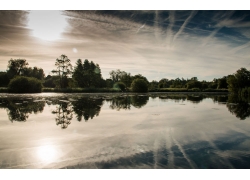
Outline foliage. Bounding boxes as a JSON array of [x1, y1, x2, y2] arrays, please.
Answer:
[[22, 66, 45, 80], [217, 76, 228, 89], [113, 82, 126, 91], [131, 78, 148, 92], [73, 59, 103, 88], [7, 58, 29, 78], [43, 75, 60, 88], [186, 80, 202, 89], [109, 69, 132, 87], [8, 76, 42, 93], [227, 68, 250, 94], [132, 74, 149, 84], [52, 54, 73, 88], [0, 71, 9, 87]]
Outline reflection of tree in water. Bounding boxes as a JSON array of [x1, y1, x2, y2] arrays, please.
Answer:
[[52, 101, 73, 129], [108, 96, 132, 110], [131, 95, 149, 108], [108, 95, 149, 110], [71, 97, 104, 122], [212, 95, 228, 103], [158, 94, 204, 103], [0, 98, 45, 122], [226, 95, 250, 120], [159, 95, 186, 102], [186, 95, 203, 104]]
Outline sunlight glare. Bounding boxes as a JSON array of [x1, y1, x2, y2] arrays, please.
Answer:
[[28, 10, 67, 41], [37, 145, 57, 163]]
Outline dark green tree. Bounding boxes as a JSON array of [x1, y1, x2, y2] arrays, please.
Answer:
[[227, 68, 250, 94], [113, 82, 126, 91], [72, 59, 103, 88], [131, 78, 148, 92]]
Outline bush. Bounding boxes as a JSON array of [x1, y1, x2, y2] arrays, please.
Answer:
[[113, 82, 126, 91], [131, 78, 148, 92], [8, 76, 42, 93]]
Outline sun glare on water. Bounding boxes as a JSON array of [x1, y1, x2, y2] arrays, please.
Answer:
[[28, 10, 67, 41], [37, 145, 57, 163]]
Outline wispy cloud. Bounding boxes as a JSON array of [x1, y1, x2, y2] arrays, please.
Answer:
[[172, 10, 198, 43], [165, 11, 175, 49], [202, 11, 235, 47]]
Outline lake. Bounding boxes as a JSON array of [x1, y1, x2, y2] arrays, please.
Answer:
[[0, 93, 250, 169]]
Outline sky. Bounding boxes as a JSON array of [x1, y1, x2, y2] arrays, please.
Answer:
[[0, 9, 250, 81]]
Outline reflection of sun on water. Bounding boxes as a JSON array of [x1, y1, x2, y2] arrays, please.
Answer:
[[28, 10, 67, 41], [37, 145, 57, 163]]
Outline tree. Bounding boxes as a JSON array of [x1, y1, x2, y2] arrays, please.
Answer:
[[72, 59, 103, 88], [8, 76, 42, 93], [131, 78, 148, 92], [23, 67, 45, 80], [149, 80, 159, 90], [227, 68, 250, 94], [186, 80, 202, 89], [158, 78, 169, 88], [217, 76, 228, 89], [0, 72, 9, 87], [114, 82, 126, 91], [7, 58, 29, 78], [52, 54, 72, 88], [132, 74, 149, 84]]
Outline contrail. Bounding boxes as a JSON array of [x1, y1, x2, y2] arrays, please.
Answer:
[[154, 10, 160, 41], [202, 11, 235, 47], [166, 128, 175, 168], [172, 10, 198, 43], [166, 11, 175, 48], [170, 129, 197, 169], [231, 41, 250, 53], [200, 131, 235, 168], [136, 23, 145, 33]]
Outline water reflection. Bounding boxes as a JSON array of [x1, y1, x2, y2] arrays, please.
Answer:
[[107, 95, 149, 110], [226, 95, 250, 120], [37, 145, 57, 163], [0, 97, 45, 122], [52, 100, 73, 129], [1, 93, 250, 169], [71, 97, 103, 122], [0, 94, 250, 124]]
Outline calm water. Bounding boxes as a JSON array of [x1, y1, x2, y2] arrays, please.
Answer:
[[0, 93, 250, 169]]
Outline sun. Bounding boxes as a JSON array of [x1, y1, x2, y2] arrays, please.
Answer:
[[28, 10, 67, 41]]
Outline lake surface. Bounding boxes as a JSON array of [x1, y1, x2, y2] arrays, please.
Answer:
[[0, 93, 250, 169]]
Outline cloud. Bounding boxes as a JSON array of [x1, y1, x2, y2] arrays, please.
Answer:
[[165, 11, 175, 48], [172, 10, 198, 43]]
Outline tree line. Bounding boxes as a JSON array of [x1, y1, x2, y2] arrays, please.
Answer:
[[0, 54, 249, 94]]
